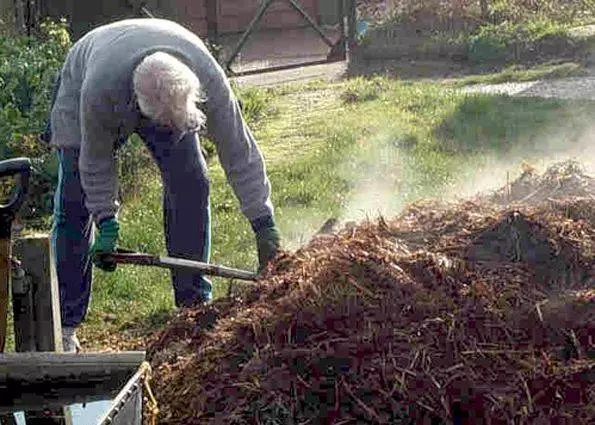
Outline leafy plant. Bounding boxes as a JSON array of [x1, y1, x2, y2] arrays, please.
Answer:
[[468, 19, 572, 64], [0, 18, 71, 223], [340, 77, 387, 104], [233, 84, 278, 127], [359, 1, 593, 67], [377, 0, 594, 30]]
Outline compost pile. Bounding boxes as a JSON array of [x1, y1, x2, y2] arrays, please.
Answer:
[[487, 160, 595, 206], [147, 161, 595, 424]]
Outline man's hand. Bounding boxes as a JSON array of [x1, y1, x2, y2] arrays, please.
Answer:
[[255, 224, 280, 272], [90, 217, 120, 272]]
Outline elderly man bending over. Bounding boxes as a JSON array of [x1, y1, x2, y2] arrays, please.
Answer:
[[44, 18, 281, 352]]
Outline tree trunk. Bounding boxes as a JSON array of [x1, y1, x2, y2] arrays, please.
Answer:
[[0, 0, 15, 31], [479, 0, 489, 21]]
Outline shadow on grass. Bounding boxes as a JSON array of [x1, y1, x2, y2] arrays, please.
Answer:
[[433, 94, 595, 155], [346, 57, 589, 85], [119, 305, 176, 337], [346, 58, 474, 80]]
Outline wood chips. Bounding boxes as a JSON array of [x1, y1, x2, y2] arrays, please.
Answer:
[[145, 162, 595, 424]]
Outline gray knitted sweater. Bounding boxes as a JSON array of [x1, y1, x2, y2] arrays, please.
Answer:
[[50, 18, 273, 224]]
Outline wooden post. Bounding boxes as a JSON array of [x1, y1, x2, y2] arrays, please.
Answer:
[[0, 235, 10, 353], [206, 0, 219, 46], [479, 0, 489, 21], [14, 0, 26, 33], [344, 0, 357, 61], [338, 0, 345, 31], [10, 262, 36, 352], [12, 234, 63, 352], [9, 235, 70, 424], [0, 0, 15, 32]]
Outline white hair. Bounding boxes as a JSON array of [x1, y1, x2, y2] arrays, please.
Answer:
[[132, 51, 206, 133]]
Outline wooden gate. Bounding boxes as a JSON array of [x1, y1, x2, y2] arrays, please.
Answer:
[[6, 0, 356, 76], [215, 0, 356, 75], [31, 0, 331, 40]]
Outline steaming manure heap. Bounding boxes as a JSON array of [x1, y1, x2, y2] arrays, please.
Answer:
[[147, 160, 595, 424]]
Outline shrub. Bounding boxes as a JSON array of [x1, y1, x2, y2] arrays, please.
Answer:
[[0, 19, 71, 224], [355, 1, 593, 67], [373, 0, 594, 30], [378, 0, 481, 34], [468, 19, 572, 64], [484, 0, 594, 26]]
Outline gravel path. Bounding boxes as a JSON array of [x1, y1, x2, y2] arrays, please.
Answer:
[[462, 76, 595, 100], [232, 62, 347, 87], [232, 58, 595, 103]]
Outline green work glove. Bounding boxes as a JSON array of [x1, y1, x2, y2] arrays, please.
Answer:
[[255, 224, 281, 272], [90, 217, 120, 272]]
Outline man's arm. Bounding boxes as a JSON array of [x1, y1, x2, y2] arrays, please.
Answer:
[[204, 72, 274, 227], [203, 68, 280, 270], [78, 87, 120, 224]]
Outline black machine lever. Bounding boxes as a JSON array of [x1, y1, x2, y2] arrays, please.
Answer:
[[0, 157, 31, 237]]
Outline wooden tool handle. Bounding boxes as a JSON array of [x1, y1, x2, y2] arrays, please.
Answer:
[[104, 251, 259, 281], [0, 237, 10, 353]]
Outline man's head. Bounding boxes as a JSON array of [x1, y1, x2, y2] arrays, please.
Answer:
[[133, 51, 206, 133]]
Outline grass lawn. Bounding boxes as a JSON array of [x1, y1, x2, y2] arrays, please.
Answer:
[[77, 77, 595, 349]]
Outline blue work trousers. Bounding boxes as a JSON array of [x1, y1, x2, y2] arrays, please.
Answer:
[[52, 123, 212, 328]]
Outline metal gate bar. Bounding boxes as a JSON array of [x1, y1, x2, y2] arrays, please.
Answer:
[[224, 0, 275, 72], [287, 0, 334, 47], [224, 0, 356, 74]]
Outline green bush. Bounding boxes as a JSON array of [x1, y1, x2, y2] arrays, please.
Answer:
[[358, 1, 594, 66], [468, 19, 572, 64], [0, 19, 71, 224], [484, 0, 594, 26], [375, 0, 594, 30], [376, 0, 480, 33]]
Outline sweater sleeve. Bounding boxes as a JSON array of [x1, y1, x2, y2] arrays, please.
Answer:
[[78, 85, 120, 223], [204, 70, 274, 224]]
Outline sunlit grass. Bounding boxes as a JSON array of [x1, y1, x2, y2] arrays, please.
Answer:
[[78, 77, 595, 348]]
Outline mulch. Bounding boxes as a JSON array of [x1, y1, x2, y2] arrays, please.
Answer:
[[145, 161, 595, 424]]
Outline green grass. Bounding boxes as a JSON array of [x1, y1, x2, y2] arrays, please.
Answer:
[[445, 62, 589, 87], [73, 77, 595, 349]]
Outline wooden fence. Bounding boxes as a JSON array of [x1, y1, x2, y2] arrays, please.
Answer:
[[4, 0, 331, 41]]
